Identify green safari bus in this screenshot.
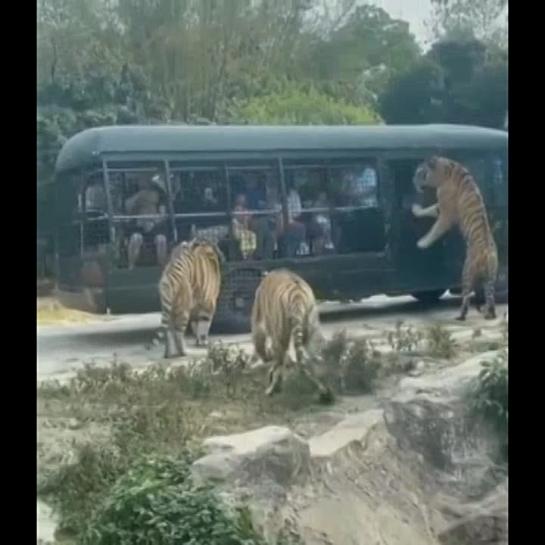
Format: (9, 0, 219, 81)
(52, 124, 507, 332)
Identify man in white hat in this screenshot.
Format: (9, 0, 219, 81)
(125, 173, 168, 269)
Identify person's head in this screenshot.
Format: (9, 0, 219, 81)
(344, 171, 355, 183)
(204, 187, 214, 201)
(316, 191, 327, 204)
(234, 193, 247, 207)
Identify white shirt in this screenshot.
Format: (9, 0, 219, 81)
(287, 190, 302, 222)
(353, 167, 378, 207)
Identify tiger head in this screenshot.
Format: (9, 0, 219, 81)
(413, 156, 454, 193)
(190, 237, 226, 265)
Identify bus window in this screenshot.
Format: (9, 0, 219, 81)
(327, 162, 385, 254)
(81, 171, 109, 254)
(170, 167, 230, 253)
(106, 165, 172, 269)
(283, 165, 332, 256)
(227, 165, 281, 261)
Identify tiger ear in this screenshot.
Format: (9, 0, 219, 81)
(426, 156, 439, 169)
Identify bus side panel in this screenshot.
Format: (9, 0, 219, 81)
(106, 267, 162, 314)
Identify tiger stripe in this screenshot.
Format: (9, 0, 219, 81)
(158, 238, 223, 358)
(251, 269, 330, 398)
(412, 156, 498, 320)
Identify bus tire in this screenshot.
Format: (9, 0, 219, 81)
(411, 289, 446, 304)
(211, 268, 262, 334)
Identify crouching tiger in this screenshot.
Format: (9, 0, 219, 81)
(251, 269, 331, 400)
(412, 156, 498, 321)
(158, 238, 224, 358)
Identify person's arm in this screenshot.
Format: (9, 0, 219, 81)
(125, 191, 140, 213)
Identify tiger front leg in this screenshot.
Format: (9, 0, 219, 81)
(265, 355, 284, 396)
(417, 215, 452, 249)
(412, 203, 439, 219)
(195, 318, 212, 347)
(251, 326, 271, 366)
(163, 326, 176, 359)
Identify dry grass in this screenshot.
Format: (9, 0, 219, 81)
(37, 298, 107, 325)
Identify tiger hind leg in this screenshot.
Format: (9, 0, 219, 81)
(483, 279, 496, 320)
(456, 259, 473, 321)
(170, 310, 190, 357)
(251, 325, 271, 366)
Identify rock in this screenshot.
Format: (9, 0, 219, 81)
(192, 425, 310, 485)
(37, 500, 58, 544)
(437, 480, 508, 544)
(408, 360, 426, 377)
(309, 409, 384, 458)
(67, 418, 82, 430)
(383, 351, 504, 497)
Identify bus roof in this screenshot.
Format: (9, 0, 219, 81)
(55, 124, 508, 173)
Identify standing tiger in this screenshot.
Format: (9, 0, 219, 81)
(251, 269, 330, 399)
(158, 238, 224, 358)
(412, 156, 498, 321)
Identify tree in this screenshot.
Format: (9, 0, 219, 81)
(429, 0, 508, 47)
(379, 59, 444, 124)
(379, 38, 507, 129)
(229, 83, 381, 125)
(299, 4, 421, 106)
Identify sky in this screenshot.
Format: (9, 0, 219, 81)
(370, 0, 434, 47)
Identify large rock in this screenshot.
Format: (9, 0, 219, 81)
(383, 351, 505, 497)
(437, 480, 508, 545)
(309, 409, 384, 458)
(192, 425, 310, 485)
(192, 426, 310, 542)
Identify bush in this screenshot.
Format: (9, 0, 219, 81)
(472, 351, 508, 433)
(386, 320, 423, 353)
(233, 86, 382, 125)
(81, 455, 266, 545)
(320, 332, 381, 394)
(425, 324, 457, 359)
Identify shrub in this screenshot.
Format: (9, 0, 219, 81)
(82, 455, 266, 545)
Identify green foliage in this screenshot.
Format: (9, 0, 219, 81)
(470, 350, 508, 458)
(425, 324, 457, 359)
(233, 85, 381, 125)
(386, 321, 424, 353)
(81, 456, 266, 545)
(300, 4, 421, 104)
(379, 38, 507, 128)
(320, 331, 382, 394)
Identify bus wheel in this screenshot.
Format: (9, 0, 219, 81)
(212, 269, 262, 334)
(411, 290, 446, 304)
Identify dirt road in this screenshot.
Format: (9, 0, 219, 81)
(37, 294, 507, 379)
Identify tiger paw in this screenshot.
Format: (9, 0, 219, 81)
(412, 203, 423, 216)
(417, 238, 429, 249)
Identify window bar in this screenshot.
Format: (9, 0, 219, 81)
(163, 160, 179, 243)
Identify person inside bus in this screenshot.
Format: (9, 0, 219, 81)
(246, 173, 276, 259)
(342, 165, 378, 208)
(245, 173, 267, 210)
(308, 191, 334, 254)
(232, 193, 257, 259)
(85, 175, 107, 212)
(125, 174, 168, 269)
(283, 179, 307, 256)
